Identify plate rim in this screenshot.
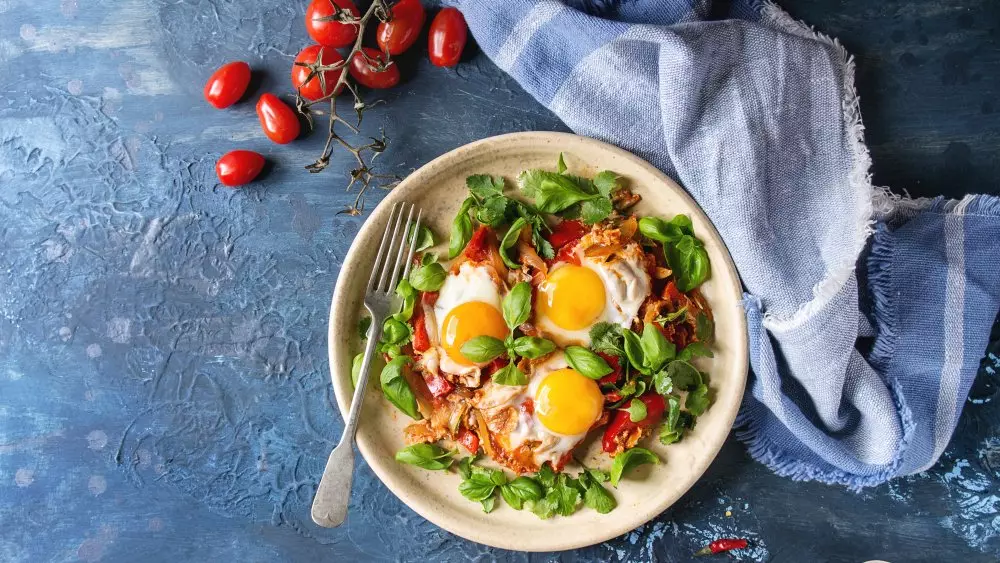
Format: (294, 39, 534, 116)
(326, 131, 748, 551)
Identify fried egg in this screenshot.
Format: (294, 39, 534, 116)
(534, 241, 651, 346)
(417, 263, 508, 385)
(476, 352, 605, 471)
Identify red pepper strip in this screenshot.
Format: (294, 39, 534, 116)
(411, 303, 430, 353)
(601, 393, 666, 453)
(598, 353, 623, 385)
(423, 373, 454, 398)
(547, 219, 587, 249)
(664, 280, 683, 301)
(464, 225, 492, 262)
(694, 538, 748, 556)
(456, 427, 479, 454)
(552, 243, 581, 266)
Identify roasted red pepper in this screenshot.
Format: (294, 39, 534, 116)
(411, 303, 430, 353)
(598, 353, 623, 385)
(694, 538, 748, 556)
(423, 373, 454, 398)
(456, 427, 480, 454)
(602, 393, 665, 454)
(552, 243, 581, 266)
(464, 225, 492, 262)
(547, 219, 587, 249)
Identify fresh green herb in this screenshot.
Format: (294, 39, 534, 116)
(678, 341, 714, 362)
(652, 370, 674, 396)
(458, 476, 496, 502)
(536, 463, 556, 488)
(380, 356, 421, 420)
(408, 262, 447, 292)
(578, 470, 617, 514)
(475, 194, 508, 227)
(667, 359, 701, 391)
(511, 336, 556, 359)
(685, 384, 711, 416)
(378, 316, 412, 358)
(564, 346, 613, 379)
(557, 153, 568, 174)
(466, 174, 506, 200)
(357, 316, 372, 341)
(535, 176, 593, 214)
(409, 223, 435, 252)
(552, 473, 581, 516)
(502, 282, 532, 329)
(421, 252, 436, 266)
(695, 312, 714, 343)
(590, 322, 625, 358)
(351, 353, 364, 389)
(392, 278, 417, 323)
(609, 447, 660, 487)
(580, 196, 613, 224)
(460, 335, 507, 364)
(395, 444, 455, 470)
(500, 476, 543, 510)
(457, 456, 474, 479)
(592, 171, 620, 197)
(499, 217, 527, 269)
(658, 395, 685, 445)
(449, 197, 476, 259)
(492, 361, 527, 386)
(518, 157, 618, 225)
(655, 306, 688, 324)
(639, 324, 676, 373)
(531, 228, 555, 260)
(586, 467, 610, 483)
(622, 329, 645, 373)
(638, 215, 711, 291)
(625, 398, 648, 423)
(480, 496, 496, 513)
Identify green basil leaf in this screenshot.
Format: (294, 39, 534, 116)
(475, 194, 508, 227)
(409, 223, 435, 252)
(589, 322, 624, 357)
(394, 443, 454, 470)
(586, 468, 610, 483)
(592, 171, 620, 198)
(351, 353, 364, 389)
(489, 468, 508, 486)
(658, 395, 685, 446)
(621, 329, 645, 372)
(557, 153, 568, 174)
(638, 216, 686, 243)
(421, 252, 436, 266)
(640, 323, 676, 373)
(380, 356, 421, 420)
(502, 281, 532, 329)
(511, 336, 556, 359)
(667, 234, 710, 292)
(392, 278, 417, 323)
(492, 361, 527, 386)
(409, 262, 446, 292)
(625, 398, 647, 423)
(466, 174, 506, 200)
(609, 447, 659, 487)
(655, 306, 688, 324)
(381, 317, 411, 346)
(357, 317, 372, 341)
(500, 484, 523, 510)
(695, 312, 714, 344)
(481, 496, 496, 513)
(499, 217, 528, 269)
(564, 346, 613, 379)
(457, 456, 474, 479)
(686, 384, 711, 416)
(667, 359, 702, 391)
(508, 476, 543, 501)
(652, 370, 673, 396)
(535, 176, 595, 214)
(458, 478, 495, 502)
(460, 335, 506, 364)
(448, 197, 476, 259)
(531, 228, 555, 259)
(583, 480, 617, 514)
(678, 341, 714, 362)
(580, 196, 613, 225)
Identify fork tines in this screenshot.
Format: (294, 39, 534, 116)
(368, 201, 423, 296)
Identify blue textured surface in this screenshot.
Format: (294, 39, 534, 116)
(0, 1, 998, 562)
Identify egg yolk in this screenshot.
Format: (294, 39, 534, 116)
(534, 368, 604, 435)
(441, 301, 508, 366)
(536, 265, 606, 330)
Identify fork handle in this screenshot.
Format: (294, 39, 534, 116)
(311, 310, 385, 528)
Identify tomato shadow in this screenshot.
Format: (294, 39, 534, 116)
(239, 70, 266, 106)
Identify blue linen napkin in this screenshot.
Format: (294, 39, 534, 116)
(454, 0, 1000, 487)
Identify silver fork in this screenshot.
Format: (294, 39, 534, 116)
(311, 201, 422, 528)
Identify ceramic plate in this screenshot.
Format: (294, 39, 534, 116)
(327, 132, 748, 551)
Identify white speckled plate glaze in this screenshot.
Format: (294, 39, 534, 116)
(327, 132, 748, 551)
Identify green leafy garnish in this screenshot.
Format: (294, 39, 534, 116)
(409, 224, 435, 252)
(449, 197, 476, 259)
(351, 353, 363, 388)
(667, 359, 701, 391)
(408, 262, 446, 292)
(557, 152, 568, 174)
(590, 322, 625, 358)
(395, 444, 455, 470)
(380, 356, 421, 420)
(695, 312, 714, 343)
(638, 215, 711, 291)
(564, 346, 613, 379)
(518, 156, 619, 225)
(460, 335, 507, 364)
(502, 282, 532, 329)
(578, 470, 617, 514)
(499, 476, 543, 510)
(592, 171, 620, 197)
(624, 398, 648, 423)
(357, 316, 372, 341)
(652, 369, 673, 396)
(580, 196, 613, 224)
(678, 341, 714, 362)
(639, 324, 676, 373)
(499, 217, 527, 269)
(685, 384, 711, 416)
(511, 336, 556, 359)
(655, 306, 688, 324)
(610, 447, 659, 487)
(658, 395, 685, 445)
(492, 361, 527, 386)
(466, 174, 506, 200)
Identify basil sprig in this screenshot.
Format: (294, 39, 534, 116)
(609, 447, 659, 487)
(459, 282, 556, 386)
(380, 356, 421, 420)
(395, 444, 454, 470)
(638, 215, 711, 291)
(518, 155, 622, 225)
(564, 346, 613, 379)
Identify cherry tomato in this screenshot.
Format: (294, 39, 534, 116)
(377, 0, 426, 55)
(291, 45, 345, 101)
(255, 93, 300, 144)
(547, 219, 587, 249)
(215, 150, 265, 187)
(305, 0, 361, 48)
(428, 7, 467, 68)
(203, 61, 251, 109)
(349, 47, 400, 89)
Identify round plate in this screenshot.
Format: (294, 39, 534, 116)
(327, 132, 748, 551)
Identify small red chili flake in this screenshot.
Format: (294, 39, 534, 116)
(694, 538, 749, 556)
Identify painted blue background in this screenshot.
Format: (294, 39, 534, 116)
(1, 0, 999, 561)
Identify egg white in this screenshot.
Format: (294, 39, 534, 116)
(535, 244, 651, 347)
